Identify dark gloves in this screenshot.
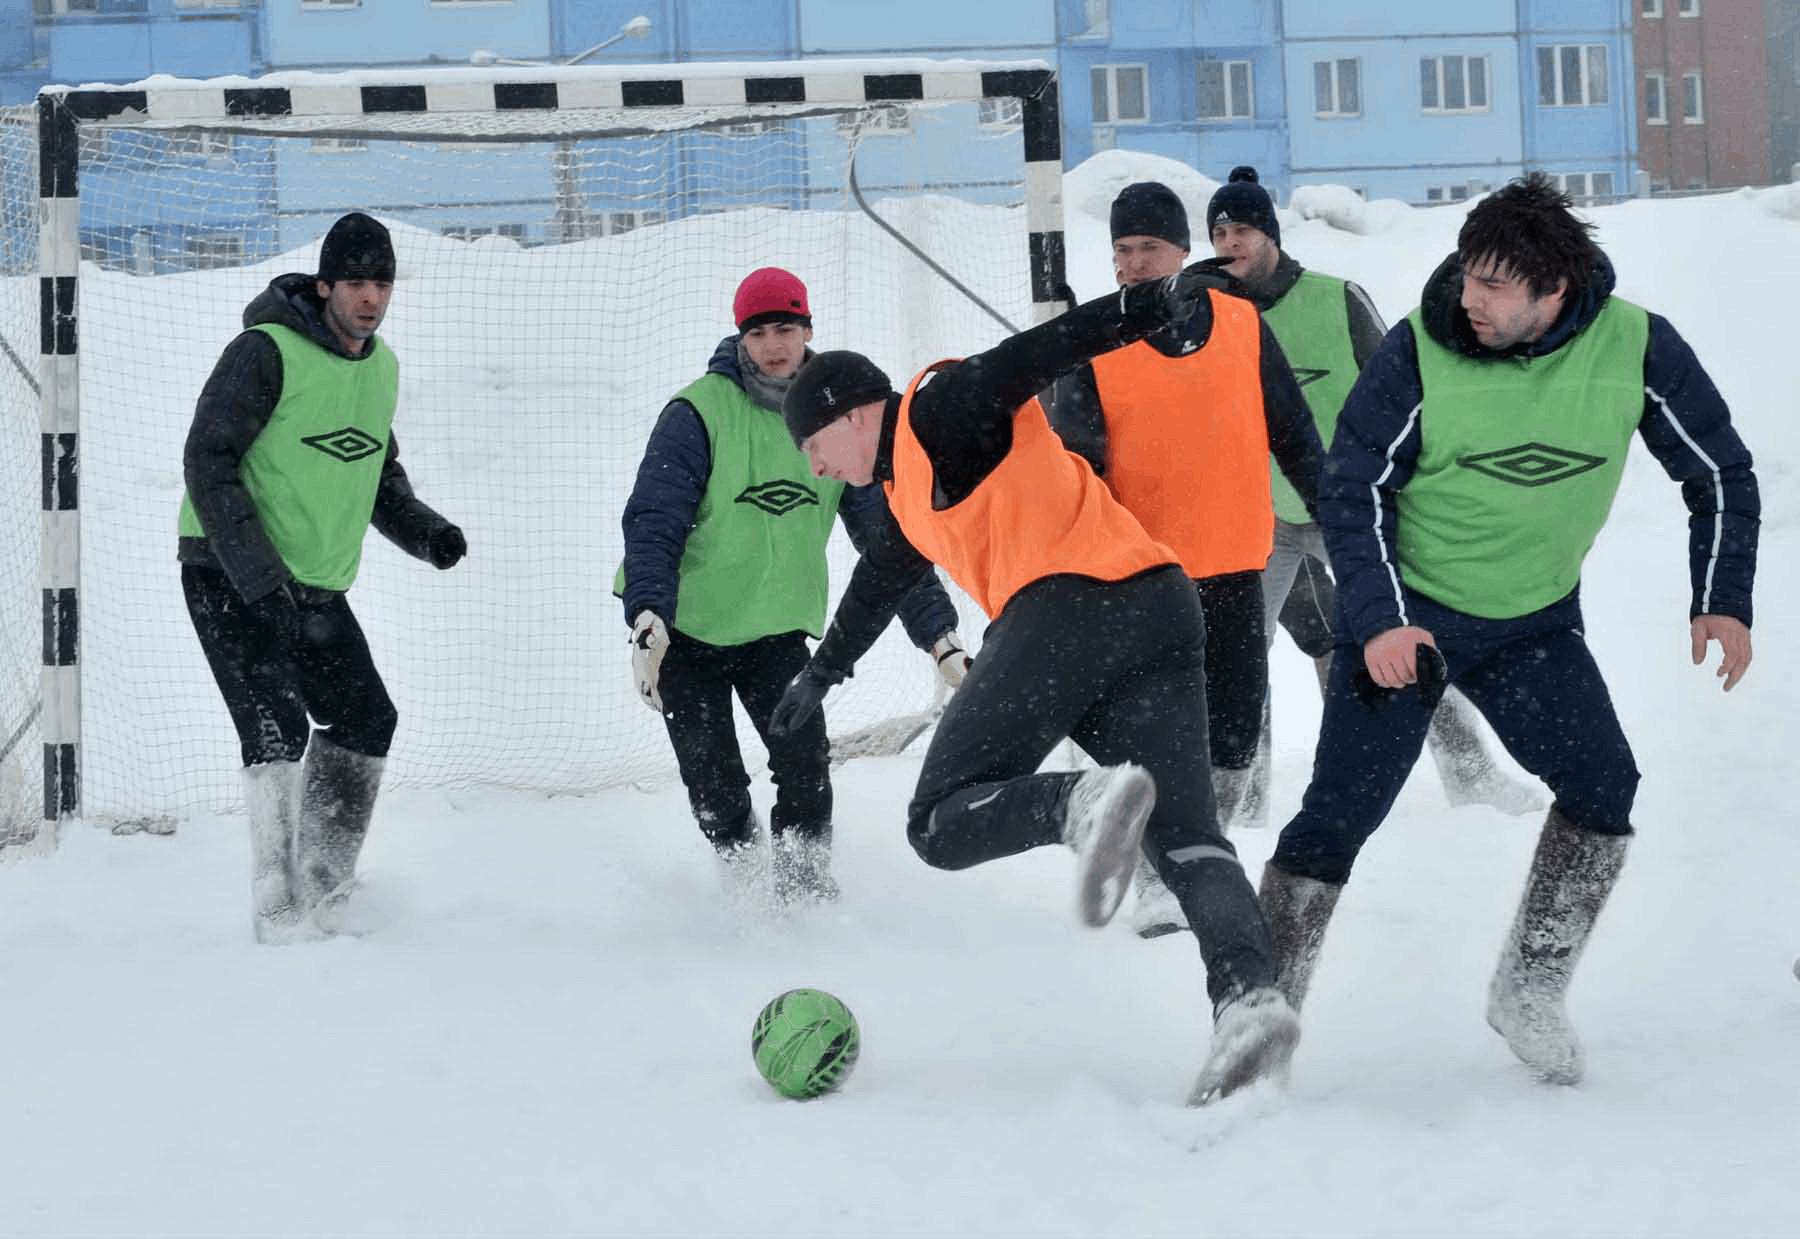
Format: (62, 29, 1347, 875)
(769, 664, 834, 738)
(1351, 644, 1449, 713)
(429, 524, 467, 569)
(246, 581, 302, 650)
(1160, 256, 1240, 323)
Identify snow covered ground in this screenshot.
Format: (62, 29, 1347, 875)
(5, 152, 1800, 1238)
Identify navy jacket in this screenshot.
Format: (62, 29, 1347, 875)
(620, 336, 955, 675)
(1322, 251, 1759, 645)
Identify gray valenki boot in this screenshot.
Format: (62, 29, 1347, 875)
(1486, 808, 1630, 1085)
(242, 759, 325, 945)
(1062, 763, 1157, 928)
(1428, 690, 1545, 817)
(1187, 987, 1302, 1106)
(1128, 858, 1187, 939)
(294, 734, 386, 930)
(1258, 863, 1344, 1013)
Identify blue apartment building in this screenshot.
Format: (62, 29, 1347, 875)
(1, 0, 1642, 275)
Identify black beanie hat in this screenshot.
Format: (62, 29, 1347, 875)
(783, 350, 894, 445)
(1206, 166, 1280, 248)
(318, 212, 396, 283)
(1110, 181, 1190, 249)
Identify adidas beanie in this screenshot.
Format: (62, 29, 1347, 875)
(782, 350, 894, 445)
(1205, 166, 1281, 248)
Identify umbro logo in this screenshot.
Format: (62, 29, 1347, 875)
(1458, 442, 1607, 488)
(1291, 367, 1330, 388)
(302, 426, 385, 463)
(738, 480, 821, 515)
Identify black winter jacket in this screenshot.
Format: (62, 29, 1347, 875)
(179, 272, 459, 606)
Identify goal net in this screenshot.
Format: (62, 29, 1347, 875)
(2, 60, 1064, 841)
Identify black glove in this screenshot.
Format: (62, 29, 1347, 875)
(1159, 257, 1240, 324)
(429, 524, 467, 570)
(769, 665, 833, 738)
(1351, 643, 1449, 713)
(246, 581, 302, 650)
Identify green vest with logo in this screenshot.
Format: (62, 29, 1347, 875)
(626, 374, 846, 646)
(1263, 271, 1361, 523)
(1399, 297, 1649, 618)
(178, 323, 397, 591)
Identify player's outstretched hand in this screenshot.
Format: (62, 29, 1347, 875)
(1691, 614, 1752, 692)
(1160, 257, 1237, 323)
(769, 665, 831, 738)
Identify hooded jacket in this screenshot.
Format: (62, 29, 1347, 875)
(1320, 251, 1759, 644)
(618, 335, 954, 671)
(178, 272, 458, 605)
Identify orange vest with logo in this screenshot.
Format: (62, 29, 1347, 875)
(1087, 289, 1273, 577)
(884, 363, 1177, 621)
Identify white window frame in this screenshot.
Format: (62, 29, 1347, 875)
(1313, 57, 1361, 118)
(1091, 63, 1148, 124)
(1420, 54, 1490, 114)
(173, 0, 242, 8)
(1552, 171, 1615, 203)
(300, 0, 358, 9)
(1423, 184, 1473, 204)
(977, 97, 1023, 130)
(1682, 70, 1704, 123)
(1538, 44, 1609, 107)
(1677, 0, 1699, 14)
(1643, 73, 1666, 124)
(1197, 59, 1254, 121)
(1641, 0, 1662, 15)
(37, 0, 102, 13)
(834, 105, 912, 137)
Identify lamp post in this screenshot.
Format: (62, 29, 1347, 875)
(470, 14, 652, 69)
(467, 16, 656, 244)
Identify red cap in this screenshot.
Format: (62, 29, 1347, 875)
(733, 267, 812, 330)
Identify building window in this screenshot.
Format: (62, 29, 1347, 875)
(186, 232, 247, 270)
(174, 0, 243, 8)
(1537, 44, 1608, 107)
(1641, 0, 1662, 14)
(1551, 171, 1616, 204)
(309, 137, 368, 153)
(1682, 71, 1704, 122)
(1677, 0, 1699, 14)
(1091, 64, 1148, 124)
(1644, 73, 1667, 124)
(1424, 184, 1473, 204)
(300, 0, 358, 8)
(34, 0, 104, 12)
(1197, 60, 1253, 120)
(977, 97, 1022, 129)
(1420, 55, 1489, 114)
(443, 223, 528, 242)
(1313, 58, 1361, 117)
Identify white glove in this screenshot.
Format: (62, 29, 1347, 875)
(931, 632, 971, 690)
(631, 611, 670, 713)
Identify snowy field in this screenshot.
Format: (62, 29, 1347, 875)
(5, 150, 1800, 1238)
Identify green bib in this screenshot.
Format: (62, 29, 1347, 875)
(178, 324, 397, 590)
(619, 374, 845, 646)
(1400, 297, 1649, 618)
(1263, 272, 1360, 523)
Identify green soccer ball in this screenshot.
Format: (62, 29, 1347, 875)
(751, 988, 861, 1100)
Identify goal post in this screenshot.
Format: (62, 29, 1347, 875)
(7, 58, 1065, 843)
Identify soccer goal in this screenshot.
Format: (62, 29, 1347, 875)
(0, 58, 1065, 846)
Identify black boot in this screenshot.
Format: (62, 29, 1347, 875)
(1487, 808, 1629, 1085)
(295, 734, 385, 928)
(1258, 863, 1344, 1013)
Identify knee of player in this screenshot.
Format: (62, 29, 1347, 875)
(904, 802, 969, 871)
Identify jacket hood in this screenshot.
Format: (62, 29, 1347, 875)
(1418, 249, 1617, 360)
(243, 272, 363, 358)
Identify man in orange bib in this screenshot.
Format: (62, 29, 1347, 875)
(1050, 180, 1322, 938)
(768, 271, 1300, 1105)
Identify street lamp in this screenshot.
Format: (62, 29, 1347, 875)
(470, 14, 652, 68)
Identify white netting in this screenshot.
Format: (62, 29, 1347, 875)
(7, 79, 1047, 822)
